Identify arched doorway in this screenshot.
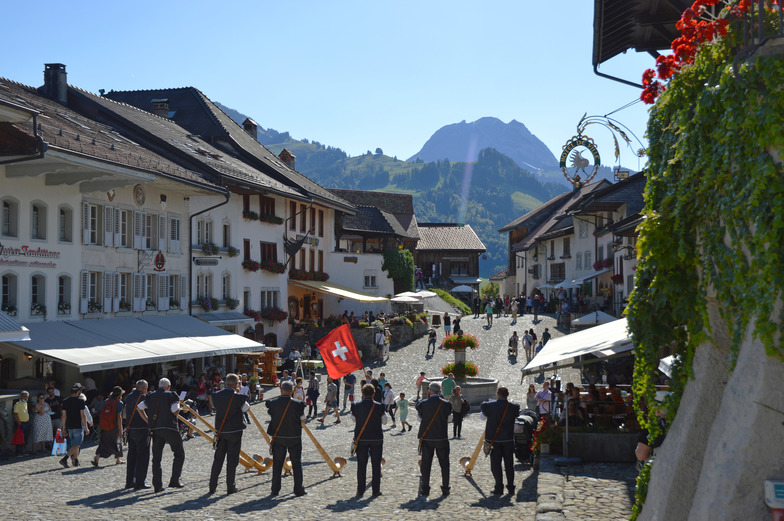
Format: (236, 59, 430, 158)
(263, 333, 277, 347)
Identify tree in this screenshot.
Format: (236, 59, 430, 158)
(375, 147, 383, 155)
(381, 248, 415, 294)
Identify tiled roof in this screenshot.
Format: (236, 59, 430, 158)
(342, 206, 403, 236)
(0, 78, 222, 190)
(564, 171, 646, 216)
(104, 88, 353, 210)
(416, 223, 486, 252)
(497, 190, 573, 232)
(68, 87, 302, 198)
(489, 268, 509, 280)
(328, 189, 419, 238)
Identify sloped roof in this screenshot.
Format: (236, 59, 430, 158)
(498, 190, 573, 233)
(104, 87, 353, 210)
(510, 181, 612, 251)
(67, 87, 301, 198)
(341, 206, 411, 237)
(564, 171, 646, 216)
(328, 189, 419, 239)
(0, 78, 222, 190)
(489, 268, 509, 280)
(416, 223, 486, 252)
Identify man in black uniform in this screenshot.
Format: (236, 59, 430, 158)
(351, 383, 386, 497)
(416, 381, 452, 497)
(124, 379, 150, 489)
(480, 386, 521, 495)
(266, 380, 307, 497)
(209, 373, 249, 495)
(137, 377, 184, 492)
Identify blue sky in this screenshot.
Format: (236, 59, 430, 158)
(1, 1, 655, 169)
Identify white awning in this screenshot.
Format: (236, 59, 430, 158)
(0, 311, 29, 342)
(572, 267, 612, 284)
(572, 310, 618, 326)
(289, 279, 389, 303)
(522, 317, 633, 373)
(5, 316, 264, 372)
(193, 311, 255, 327)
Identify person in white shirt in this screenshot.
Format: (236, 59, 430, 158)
(535, 381, 552, 418)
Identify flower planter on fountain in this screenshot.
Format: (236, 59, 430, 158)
(425, 333, 498, 405)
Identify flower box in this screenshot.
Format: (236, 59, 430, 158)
(441, 333, 478, 351)
(289, 269, 329, 281)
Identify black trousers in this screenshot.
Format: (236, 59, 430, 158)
(209, 431, 243, 490)
(490, 440, 515, 489)
(151, 429, 185, 489)
(452, 411, 464, 437)
(126, 430, 150, 487)
(271, 440, 303, 494)
(355, 441, 383, 494)
(420, 440, 449, 490)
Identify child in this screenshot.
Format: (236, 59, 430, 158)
(294, 377, 305, 401)
(397, 392, 411, 432)
(383, 382, 396, 429)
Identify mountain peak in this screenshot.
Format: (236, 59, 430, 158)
(407, 117, 556, 170)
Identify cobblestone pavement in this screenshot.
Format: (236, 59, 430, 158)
(0, 306, 634, 520)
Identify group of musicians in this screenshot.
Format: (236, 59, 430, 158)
(120, 375, 520, 498)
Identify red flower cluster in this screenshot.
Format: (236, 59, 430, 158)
(611, 273, 624, 284)
(242, 260, 260, 272)
(641, 0, 735, 104)
(259, 260, 286, 274)
(288, 269, 329, 281)
(244, 307, 289, 322)
(441, 333, 479, 350)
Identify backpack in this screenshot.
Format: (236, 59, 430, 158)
(99, 399, 118, 431)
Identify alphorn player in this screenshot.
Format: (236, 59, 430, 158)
(266, 380, 307, 497)
(209, 373, 250, 495)
(480, 386, 520, 495)
(351, 383, 386, 497)
(124, 379, 150, 490)
(137, 378, 185, 492)
(416, 381, 452, 497)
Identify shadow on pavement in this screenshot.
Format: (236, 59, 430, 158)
(399, 494, 446, 511)
(325, 495, 373, 511)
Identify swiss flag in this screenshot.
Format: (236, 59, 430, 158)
(315, 324, 364, 379)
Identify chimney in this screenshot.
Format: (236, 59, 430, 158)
(151, 99, 169, 118)
(43, 63, 68, 104)
(279, 148, 295, 170)
(242, 118, 258, 140)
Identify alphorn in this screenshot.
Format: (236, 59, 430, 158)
(176, 413, 264, 473)
(459, 432, 486, 477)
(302, 423, 347, 477)
(246, 408, 272, 445)
(179, 402, 268, 474)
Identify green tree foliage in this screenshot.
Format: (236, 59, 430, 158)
(381, 248, 415, 294)
(480, 281, 499, 299)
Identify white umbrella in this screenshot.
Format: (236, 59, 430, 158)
(416, 290, 438, 298)
(390, 295, 419, 303)
(450, 285, 475, 293)
(572, 310, 618, 326)
(395, 291, 423, 299)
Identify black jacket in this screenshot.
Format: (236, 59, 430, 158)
(416, 395, 451, 446)
(266, 395, 306, 446)
(480, 398, 520, 443)
(351, 398, 385, 444)
(124, 390, 148, 431)
(213, 388, 248, 435)
(142, 388, 179, 431)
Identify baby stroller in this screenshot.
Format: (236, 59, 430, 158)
(514, 408, 539, 465)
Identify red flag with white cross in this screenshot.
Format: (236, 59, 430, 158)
(315, 324, 364, 379)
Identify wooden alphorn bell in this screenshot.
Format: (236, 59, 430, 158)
(179, 401, 268, 474)
(302, 423, 347, 477)
(245, 408, 274, 471)
(459, 432, 486, 477)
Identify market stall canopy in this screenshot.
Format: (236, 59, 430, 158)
(522, 317, 633, 374)
(450, 285, 475, 293)
(0, 311, 29, 342)
(4, 316, 264, 372)
(572, 310, 618, 326)
(289, 279, 389, 303)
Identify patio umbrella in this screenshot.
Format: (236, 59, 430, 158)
(390, 295, 419, 303)
(395, 291, 423, 299)
(450, 285, 475, 293)
(415, 290, 438, 298)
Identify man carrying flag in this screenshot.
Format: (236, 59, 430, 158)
(315, 324, 365, 380)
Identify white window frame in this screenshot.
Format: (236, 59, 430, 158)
(2, 199, 20, 238)
(59, 205, 73, 243)
(169, 215, 181, 253)
(158, 274, 170, 311)
(31, 202, 47, 240)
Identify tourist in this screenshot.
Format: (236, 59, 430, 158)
(449, 386, 469, 439)
(92, 386, 125, 468)
(59, 383, 89, 468)
(508, 331, 519, 357)
(397, 392, 412, 432)
(522, 330, 534, 362)
(535, 381, 552, 419)
(318, 377, 341, 425)
(31, 392, 53, 455)
(383, 382, 397, 428)
(306, 371, 320, 419)
(442, 373, 456, 398)
(426, 328, 437, 356)
(526, 384, 537, 411)
(415, 371, 427, 402)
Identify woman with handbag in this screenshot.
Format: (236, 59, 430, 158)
(32, 393, 54, 455)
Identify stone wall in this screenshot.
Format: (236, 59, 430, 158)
(566, 433, 638, 462)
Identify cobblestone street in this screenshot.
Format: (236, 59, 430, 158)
(1, 307, 636, 520)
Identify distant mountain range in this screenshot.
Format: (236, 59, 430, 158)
(215, 103, 628, 277)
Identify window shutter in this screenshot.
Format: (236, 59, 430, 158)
(103, 205, 114, 247)
(133, 211, 143, 250)
(158, 274, 169, 310)
(81, 202, 90, 244)
(112, 272, 120, 312)
(103, 272, 113, 313)
(180, 275, 187, 310)
(158, 214, 166, 252)
(114, 208, 122, 247)
(169, 217, 181, 253)
(132, 273, 143, 311)
(80, 270, 89, 313)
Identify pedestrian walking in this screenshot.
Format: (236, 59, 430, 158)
(91, 386, 125, 468)
(306, 371, 320, 419)
(426, 328, 437, 356)
(383, 382, 396, 428)
(318, 377, 341, 424)
(59, 384, 90, 468)
(397, 392, 412, 432)
(449, 386, 469, 439)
